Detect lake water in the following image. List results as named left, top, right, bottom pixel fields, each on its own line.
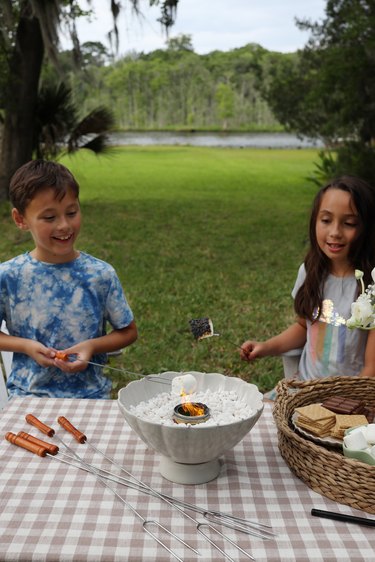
left=109, top=131, right=323, bottom=149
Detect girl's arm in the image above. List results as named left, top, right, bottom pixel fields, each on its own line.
left=240, top=318, right=307, bottom=362
left=359, top=329, right=375, bottom=378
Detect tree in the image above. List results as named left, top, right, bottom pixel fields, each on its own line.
left=166, top=33, right=194, bottom=52
left=262, top=0, right=375, bottom=181
left=0, top=0, right=179, bottom=201
left=35, top=81, right=115, bottom=160
left=215, top=82, right=235, bottom=130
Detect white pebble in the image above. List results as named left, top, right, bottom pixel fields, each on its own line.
left=130, top=387, right=254, bottom=427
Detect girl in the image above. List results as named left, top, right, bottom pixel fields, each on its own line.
left=240, top=176, right=375, bottom=382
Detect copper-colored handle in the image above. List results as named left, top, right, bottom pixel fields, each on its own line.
left=17, top=431, right=59, bottom=456
left=25, top=414, right=55, bottom=437
left=5, top=432, right=48, bottom=457
left=55, top=351, right=69, bottom=361
left=57, top=416, right=86, bottom=443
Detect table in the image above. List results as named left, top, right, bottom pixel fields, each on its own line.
left=0, top=397, right=373, bottom=562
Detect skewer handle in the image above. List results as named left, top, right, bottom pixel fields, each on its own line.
left=57, top=416, right=87, bottom=443
left=55, top=351, right=69, bottom=361
left=25, top=414, right=55, bottom=437
left=5, top=432, right=48, bottom=457
left=17, top=431, right=59, bottom=455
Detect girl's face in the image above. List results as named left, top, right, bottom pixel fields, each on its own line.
left=315, top=188, right=360, bottom=275
left=12, top=186, right=81, bottom=264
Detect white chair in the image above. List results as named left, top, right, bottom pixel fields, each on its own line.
left=0, top=321, right=12, bottom=410
left=282, top=348, right=303, bottom=379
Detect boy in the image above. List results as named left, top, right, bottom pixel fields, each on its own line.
left=0, top=159, right=137, bottom=398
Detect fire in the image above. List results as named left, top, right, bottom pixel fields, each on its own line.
left=180, top=398, right=205, bottom=417
left=179, top=387, right=205, bottom=417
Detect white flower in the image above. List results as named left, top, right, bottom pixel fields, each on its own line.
left=346, top=269, right=375, bottom=330
left=346, top=294, right=374, bottom=329
left=354, top=269, right=365, bottom=293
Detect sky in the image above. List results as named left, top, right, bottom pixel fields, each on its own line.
left=60, top=0, right=327, bottom=56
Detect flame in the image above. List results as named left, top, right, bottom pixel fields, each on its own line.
left=181, top=402, right=205, bottom=416
left=178, top=388, right=205, bottom=417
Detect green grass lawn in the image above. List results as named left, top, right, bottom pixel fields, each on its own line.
left=0, top=146, right=319, bottom=396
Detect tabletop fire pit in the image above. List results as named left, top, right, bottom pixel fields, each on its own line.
left=173, top=402, right=210, bottom=424
left=118, top=371, right=263, bottom=484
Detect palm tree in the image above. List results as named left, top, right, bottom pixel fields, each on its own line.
left=35, top=81, right=115, bottom=160
left=0, top=0, right=179, bottom=200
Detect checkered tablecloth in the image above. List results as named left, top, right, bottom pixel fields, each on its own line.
left=0, top=397, right=373, bottom=562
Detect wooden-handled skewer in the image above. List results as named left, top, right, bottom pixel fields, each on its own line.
left=5, top=432, right=48, bottom=457
left=57, top=416, right=86, bottom=443
left=17, top=431, right=59, bottom=455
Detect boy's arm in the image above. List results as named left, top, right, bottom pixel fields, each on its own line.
left=240, top=318, right=307, bottom=362
left=0, top=330, right=56, bottom=366
left=53, top=321, right=138, bottom=372
left=86, top=320, right=138, bottom=356
left=359, top=329, right=375, bottom=378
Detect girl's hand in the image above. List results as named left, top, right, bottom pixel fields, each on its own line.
left=240, top=340, right=266, bottom=362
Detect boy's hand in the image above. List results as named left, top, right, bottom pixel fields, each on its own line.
left=52, top=340, right=95, bottom=373
left=25, top=340, right=57, bottom=367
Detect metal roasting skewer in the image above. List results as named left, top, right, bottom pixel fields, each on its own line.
left=21, top=413, right=262, bottom=536
left=8, top=428, right=250, bottom=562
left=52, top=455, right=256, bottom=562
left=56, top=416, right=277, bottom=560
left=20, top=418, right=197, bottom=562
left=14, top=415, right=276, bottom=559
left=56, top=355, right=172, bottom=384
left=52, top=449, right=276, bottom=540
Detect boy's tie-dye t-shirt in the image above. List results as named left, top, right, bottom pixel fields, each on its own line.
left=293, top=264, right=368, bottom=380
left=0, top=252, right=134, bottom=398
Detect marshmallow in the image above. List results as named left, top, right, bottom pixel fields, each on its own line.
left=171, top=374, right=197, bottom=396
left=343, top=427, right=368, bottom=450
left=365, top=424, right=375, bottom=445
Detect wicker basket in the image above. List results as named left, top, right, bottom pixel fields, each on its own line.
left=273, top=376, right=375, bottom=514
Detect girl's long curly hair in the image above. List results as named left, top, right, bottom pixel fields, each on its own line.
left=294, top=176, right=375, bottom=322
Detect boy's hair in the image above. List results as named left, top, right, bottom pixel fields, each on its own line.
left=9, top=159, right=80, bottom=214
left=294, top=175, right=375, bottom=321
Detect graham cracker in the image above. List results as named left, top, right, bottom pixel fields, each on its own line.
left=295, top=403, right=335, bottom=422
left=296, top=416, right=336, bottom=437
left=330, top=414, right=368, bottom=438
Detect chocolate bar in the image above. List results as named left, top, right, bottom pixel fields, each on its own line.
left=321, top=396, right=366, bottom=415
left=363, top=406, right=375, bottom=423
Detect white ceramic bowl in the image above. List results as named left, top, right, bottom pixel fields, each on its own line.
left=118, top=371, right=264, bottom=483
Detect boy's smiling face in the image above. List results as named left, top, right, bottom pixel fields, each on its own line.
left=12, top=186, right=81, bottom=264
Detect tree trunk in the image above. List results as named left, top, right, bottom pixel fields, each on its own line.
left=0, top=6, right=44, bottom=201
